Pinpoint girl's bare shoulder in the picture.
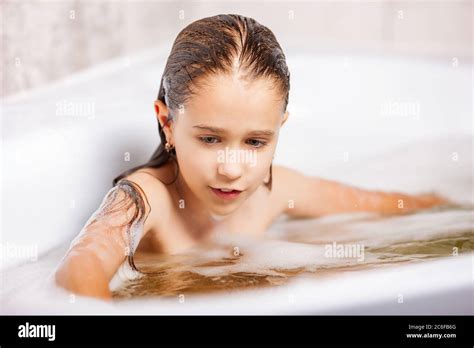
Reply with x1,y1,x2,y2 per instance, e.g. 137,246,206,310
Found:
122,165,174,234
268,164,308,215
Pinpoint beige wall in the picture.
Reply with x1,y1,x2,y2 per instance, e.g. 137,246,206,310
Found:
1,0,472,97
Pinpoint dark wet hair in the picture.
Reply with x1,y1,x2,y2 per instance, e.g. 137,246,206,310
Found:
113,14,291,190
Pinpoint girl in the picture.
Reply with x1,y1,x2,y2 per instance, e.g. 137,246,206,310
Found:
55,14,448,300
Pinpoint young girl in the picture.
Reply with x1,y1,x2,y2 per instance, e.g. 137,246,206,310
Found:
55,14,448,300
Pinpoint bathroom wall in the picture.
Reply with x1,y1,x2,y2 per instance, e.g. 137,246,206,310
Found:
1,0,472,97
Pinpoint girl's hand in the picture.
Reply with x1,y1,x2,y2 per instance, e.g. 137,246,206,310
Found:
390,192,451,213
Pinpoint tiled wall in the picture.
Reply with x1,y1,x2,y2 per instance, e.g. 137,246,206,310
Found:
1,0,472,97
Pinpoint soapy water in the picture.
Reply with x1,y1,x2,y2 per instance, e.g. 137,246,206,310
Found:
111,204,473,299
0,204,471,314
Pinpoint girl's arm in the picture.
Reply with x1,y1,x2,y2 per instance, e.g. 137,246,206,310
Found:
273,165,450,218
54,173,163,300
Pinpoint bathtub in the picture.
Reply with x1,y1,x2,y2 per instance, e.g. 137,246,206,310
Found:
1,46,472,314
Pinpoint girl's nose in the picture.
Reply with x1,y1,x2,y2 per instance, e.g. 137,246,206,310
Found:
217,162,243,180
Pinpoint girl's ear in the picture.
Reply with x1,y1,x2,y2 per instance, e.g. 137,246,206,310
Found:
154,100,174,140
154,100,171,128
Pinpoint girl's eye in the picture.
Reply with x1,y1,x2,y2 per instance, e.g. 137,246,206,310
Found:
199,136,220,144
246,139,267,148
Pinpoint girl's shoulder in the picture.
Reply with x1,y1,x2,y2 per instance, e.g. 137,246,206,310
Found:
121,165,174,235
269,164,309,215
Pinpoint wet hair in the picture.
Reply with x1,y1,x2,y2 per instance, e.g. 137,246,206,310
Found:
113,14,291,190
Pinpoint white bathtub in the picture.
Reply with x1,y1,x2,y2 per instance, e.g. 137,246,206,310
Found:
1,47,472,314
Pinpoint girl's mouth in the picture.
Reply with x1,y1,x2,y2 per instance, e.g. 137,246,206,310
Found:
210,187,243,201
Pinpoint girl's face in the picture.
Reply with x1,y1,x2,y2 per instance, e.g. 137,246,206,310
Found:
159,73,288,217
